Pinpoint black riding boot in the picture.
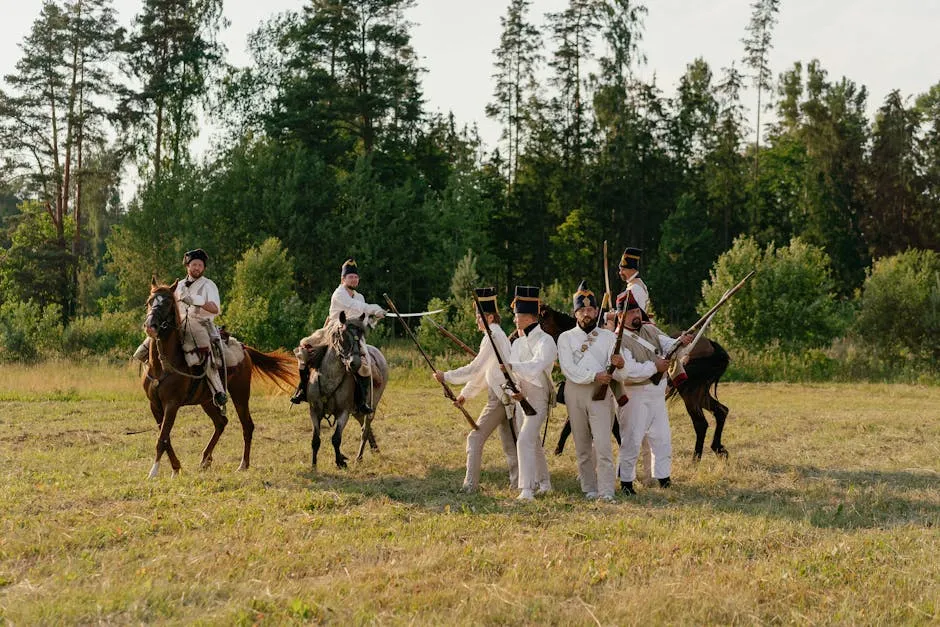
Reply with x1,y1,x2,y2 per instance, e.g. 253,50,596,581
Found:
621,481,637,496
354,374,373,414
658,476,672,488
290,367,310,404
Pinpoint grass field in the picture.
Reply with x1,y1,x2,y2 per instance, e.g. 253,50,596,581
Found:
1,361,938,624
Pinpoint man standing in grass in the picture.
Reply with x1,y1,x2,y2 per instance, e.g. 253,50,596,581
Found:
434,287,518,493
617,291,692,495
557,281,627,502
501,285,556,500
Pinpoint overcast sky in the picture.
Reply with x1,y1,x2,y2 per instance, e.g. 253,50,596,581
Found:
2,0,939,154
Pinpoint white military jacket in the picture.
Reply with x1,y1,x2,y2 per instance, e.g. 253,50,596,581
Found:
506,324,557,390
557,324,628,386
329,285,384,322
627,274,650,312
444,323,512,400
175,275,221,323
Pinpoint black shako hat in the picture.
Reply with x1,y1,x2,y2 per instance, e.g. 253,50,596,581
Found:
619,247,642,270
183,249,208,266
573,280,597,312
474,287,498,314
341,258,359,277
512,285,540,315
624,290,650,322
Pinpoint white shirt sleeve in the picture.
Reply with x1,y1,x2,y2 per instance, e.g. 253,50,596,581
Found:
620,346,659,383
445,335,491,399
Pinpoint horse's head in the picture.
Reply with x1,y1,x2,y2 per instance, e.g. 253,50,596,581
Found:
538,303,576,341
334,311,367,372
145,277,180,340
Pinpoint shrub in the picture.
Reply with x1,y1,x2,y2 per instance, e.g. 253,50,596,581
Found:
852,249,940,361
701,236,847,352
223,238,309,350
0,300,63,362
61,311,145,360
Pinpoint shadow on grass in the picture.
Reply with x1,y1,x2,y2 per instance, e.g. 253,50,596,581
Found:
644,463,940,530
293,456,939,530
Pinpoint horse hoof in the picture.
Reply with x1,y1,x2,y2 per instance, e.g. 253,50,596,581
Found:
147,463,159,479
336,457,348,469
236,463,248,472
692,453,703,462
553,447,563,456
714,448,729,460
200,459,212,471
172,468,181,477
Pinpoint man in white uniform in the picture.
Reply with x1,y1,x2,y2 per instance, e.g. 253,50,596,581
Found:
291,258,385,412
557,281,628,501
434,287,518,493
617,291,692,495
501,285,557,500
135,249,228,409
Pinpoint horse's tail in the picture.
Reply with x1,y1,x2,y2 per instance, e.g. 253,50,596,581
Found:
244,346,297,392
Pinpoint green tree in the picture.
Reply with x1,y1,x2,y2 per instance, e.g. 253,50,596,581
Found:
224,237,307,350
701,236,846,352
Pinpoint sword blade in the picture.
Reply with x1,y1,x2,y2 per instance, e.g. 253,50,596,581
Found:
384,308,445,318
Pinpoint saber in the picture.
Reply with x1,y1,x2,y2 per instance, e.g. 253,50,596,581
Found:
383,294,479,430
602,240,613,322
384,308,445,318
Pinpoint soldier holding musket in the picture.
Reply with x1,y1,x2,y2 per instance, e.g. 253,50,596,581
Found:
617,291,693,494
434,288,519,493
500,285,556,500
557,281,629,501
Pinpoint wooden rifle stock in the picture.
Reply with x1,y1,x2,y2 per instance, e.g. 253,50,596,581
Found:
592,308,627,401
383,294,479,430
471,294,537,416
427,317,477,357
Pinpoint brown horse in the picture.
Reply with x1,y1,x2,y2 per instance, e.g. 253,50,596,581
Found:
142,279,296,478
537,304,731,461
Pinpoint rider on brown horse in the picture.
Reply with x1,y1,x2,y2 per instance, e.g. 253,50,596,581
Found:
134,249,229,411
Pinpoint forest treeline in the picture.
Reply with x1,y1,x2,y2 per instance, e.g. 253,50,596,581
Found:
0,0,937,375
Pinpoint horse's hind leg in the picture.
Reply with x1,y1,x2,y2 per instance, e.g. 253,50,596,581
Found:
151,404,182,479
554,419,573,456
355,414,367,461
232,401,254,471
199,402,229,470
681,385,709,461
705,392,730,459
332,411,350,469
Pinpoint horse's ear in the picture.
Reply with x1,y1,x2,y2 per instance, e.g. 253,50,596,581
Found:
169,279,179,291
339,311,346,325
151,275,158,287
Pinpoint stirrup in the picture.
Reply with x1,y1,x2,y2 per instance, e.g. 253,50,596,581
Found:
290,387,307,404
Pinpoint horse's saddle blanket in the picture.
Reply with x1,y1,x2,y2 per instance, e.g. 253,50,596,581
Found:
220,336,246,368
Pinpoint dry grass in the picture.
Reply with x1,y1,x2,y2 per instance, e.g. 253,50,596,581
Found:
1,362,938,625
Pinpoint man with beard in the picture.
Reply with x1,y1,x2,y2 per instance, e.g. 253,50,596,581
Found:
617,291,692,495
557,281,628,501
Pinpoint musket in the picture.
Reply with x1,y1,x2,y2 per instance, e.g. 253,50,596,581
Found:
471,293,537,417
649,270,755,385
426,316,477,357
383,294,479,430
601,240,613,323
592,307,628,401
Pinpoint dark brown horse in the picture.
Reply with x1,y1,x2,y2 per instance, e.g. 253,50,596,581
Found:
142,279,296,478
538,304,731,461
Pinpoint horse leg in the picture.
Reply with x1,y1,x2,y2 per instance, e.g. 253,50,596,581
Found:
332,411,350,469
354,414,366,461
310,410,321,469
554,418,573,456
199,401,229,471
705,391,730,459
366,414,379,451
150,403,182,479
233,400,254,471
681,385,709,461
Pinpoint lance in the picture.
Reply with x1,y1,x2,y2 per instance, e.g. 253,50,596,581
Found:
383,294,479,430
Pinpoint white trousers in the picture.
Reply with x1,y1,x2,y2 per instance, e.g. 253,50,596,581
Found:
515,382,551,492
464,390,519,491
182,317,225,397
618,383,672,481
565,382,616,498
